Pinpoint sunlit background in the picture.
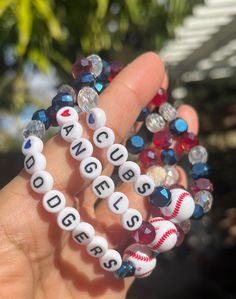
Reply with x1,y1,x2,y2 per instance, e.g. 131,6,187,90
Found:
0,0,236,298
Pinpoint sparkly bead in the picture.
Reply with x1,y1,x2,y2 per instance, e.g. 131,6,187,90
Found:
194,190,213,213
188,145,208,164
137,107,150,122
77,72,95,87
126,135,145,154
57,84,76,102
114,260,136,279
161,149,178,165
153,130,173,149
149,186,171,208
77,87,99,112
163,166,179,187
151,88,168,106
179,132,199,152
191,178,213,194
146,165,166,186
145,113,165,133
94,81,107,94
87,54,103,77
169,118,188,136
159,103,177,122
132,221,156,245
23,120,45,139
191,204,204,219
190,163,210,179
139,148,158,169
178,219,191,234
32,109,50,130
71,58,92,79
52,92,74,109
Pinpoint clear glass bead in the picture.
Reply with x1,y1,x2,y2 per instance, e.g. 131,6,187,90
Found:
77,87,99,112
57,84,76,103
188,145,208,164
22,120,45,139
194,190,213,213
163,166,179,187
159,103,177,122
145,113,165,133
87,54,103,77
178,219,191,234
146,165,166,186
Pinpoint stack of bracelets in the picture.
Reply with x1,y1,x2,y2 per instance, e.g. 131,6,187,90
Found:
21,54,214,279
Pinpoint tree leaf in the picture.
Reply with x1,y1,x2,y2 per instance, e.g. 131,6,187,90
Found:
0,0,14,18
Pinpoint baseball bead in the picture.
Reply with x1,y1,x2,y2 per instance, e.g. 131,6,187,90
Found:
56,106,79,126
72,222,95,246
24,152,46,174
22,136,43,156
42,190,66,213
70,138,93,161
86,107,106,130
160,188,195,223
107,144,128,166
118,161,141,183
99,249,122,272
30,170,54,194
57,207,80,231
61,120,83,142
93,126,115,148
123,243,156,278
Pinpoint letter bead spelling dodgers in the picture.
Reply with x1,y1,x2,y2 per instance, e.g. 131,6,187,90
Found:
24,152,46,174
42,190,66,213
87,236,108,258
72,222,95,246
30,170,54,194
57,207,80,231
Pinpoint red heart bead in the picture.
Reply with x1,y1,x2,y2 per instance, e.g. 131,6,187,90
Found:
61,109,71,117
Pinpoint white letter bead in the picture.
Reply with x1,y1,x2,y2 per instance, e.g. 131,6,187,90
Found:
107,144,128,166
22,136,43,156
72,222,95,246
61,120,83,142
30,170,54,194
42,190,66,213
57,207,80,231
93,126,115,148
70,138,93,161
92,175,115,198
56,106,79,126
107,192,129,215
24,152,46,174
134,175,155,196
86,236,108,258
99,249,122,272
118,161,141,183
80,157,102,180
121,208,142,231
86,107,106,130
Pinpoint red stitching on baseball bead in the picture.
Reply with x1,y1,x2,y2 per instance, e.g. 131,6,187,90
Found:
164,192,189,220
149,218,166,223
138,270,153,278
124,250,153,262
152,228,177,251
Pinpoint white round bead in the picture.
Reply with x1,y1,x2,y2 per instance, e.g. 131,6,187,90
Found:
30,170,54,194
57,207,80,231
93,126,115,149
148,217,177,253
72,222,95,246
92,175,115,198
61,120,83,143
80,157,102,180
22,136,43,156
118,161,141,183
121,208,142,231
56,106,79,126
42,190,66,213
107,144,128,166
24,152,46,174
134,175,155,196
160,188,195,223
107,192,129,215
123,243,156,278
70,138,93,161
86,236,108,258
99,249,122,272
86,108,106,130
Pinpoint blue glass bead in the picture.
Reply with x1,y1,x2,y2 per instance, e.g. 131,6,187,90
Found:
169,118,188,135
161,149,178,165
137,107,150,122
32,109,50,129
114,261,135,279
52,92,74,108
126,135,145,154
79,72,95,87
94,81,106,94
149,186,171,208
191,204,204,219
190,163,210,179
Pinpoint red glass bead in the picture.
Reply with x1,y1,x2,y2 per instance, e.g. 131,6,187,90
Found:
151,88,168,107
175,225,185,247
191,178,214,195
153,130,173,149
139,148,158,168
131,221,156,245
108,61,123,81
174,141,185,159
71,58,92,79
179,132,199,152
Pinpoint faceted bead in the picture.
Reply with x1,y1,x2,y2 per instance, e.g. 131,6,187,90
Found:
114,260,136,279
146,166,166,186
188,145,208,164
108,60,123,80
149,186,171,207
146,113,165,133
179,132,199,152
132,221,156,245
94,81,107,94
47,106,59,127
139,148,158,168
173,141,185,159
71,58,92,79
178,219,191,234
126,135,145,154
161,149,178,165
175,225,185,247
87,54,103,77
194,190,213,213
57,84,76,103
151,88,168,106
32,109,50,130
190,163,210,180
191,204,204,219
153,130,173,149
191,178,213,194
137,107,150,122
52,92,74,108
169,118,188,136
159,103,177,122
77,87,99,112
79,72,96,87
23,120,45,140
163,166,179,187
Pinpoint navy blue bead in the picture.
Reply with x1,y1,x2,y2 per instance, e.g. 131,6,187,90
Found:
52,92,74,108
169,118,188,135
32,109,50,129
137,107,150,122
114,261,135,279
190,163,210,179
191,204,204,219
79,72,95,87
161,149,178,165
149,186,171,208
126,135,145,154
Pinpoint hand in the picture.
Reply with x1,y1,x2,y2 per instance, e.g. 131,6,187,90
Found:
0,52,199,299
